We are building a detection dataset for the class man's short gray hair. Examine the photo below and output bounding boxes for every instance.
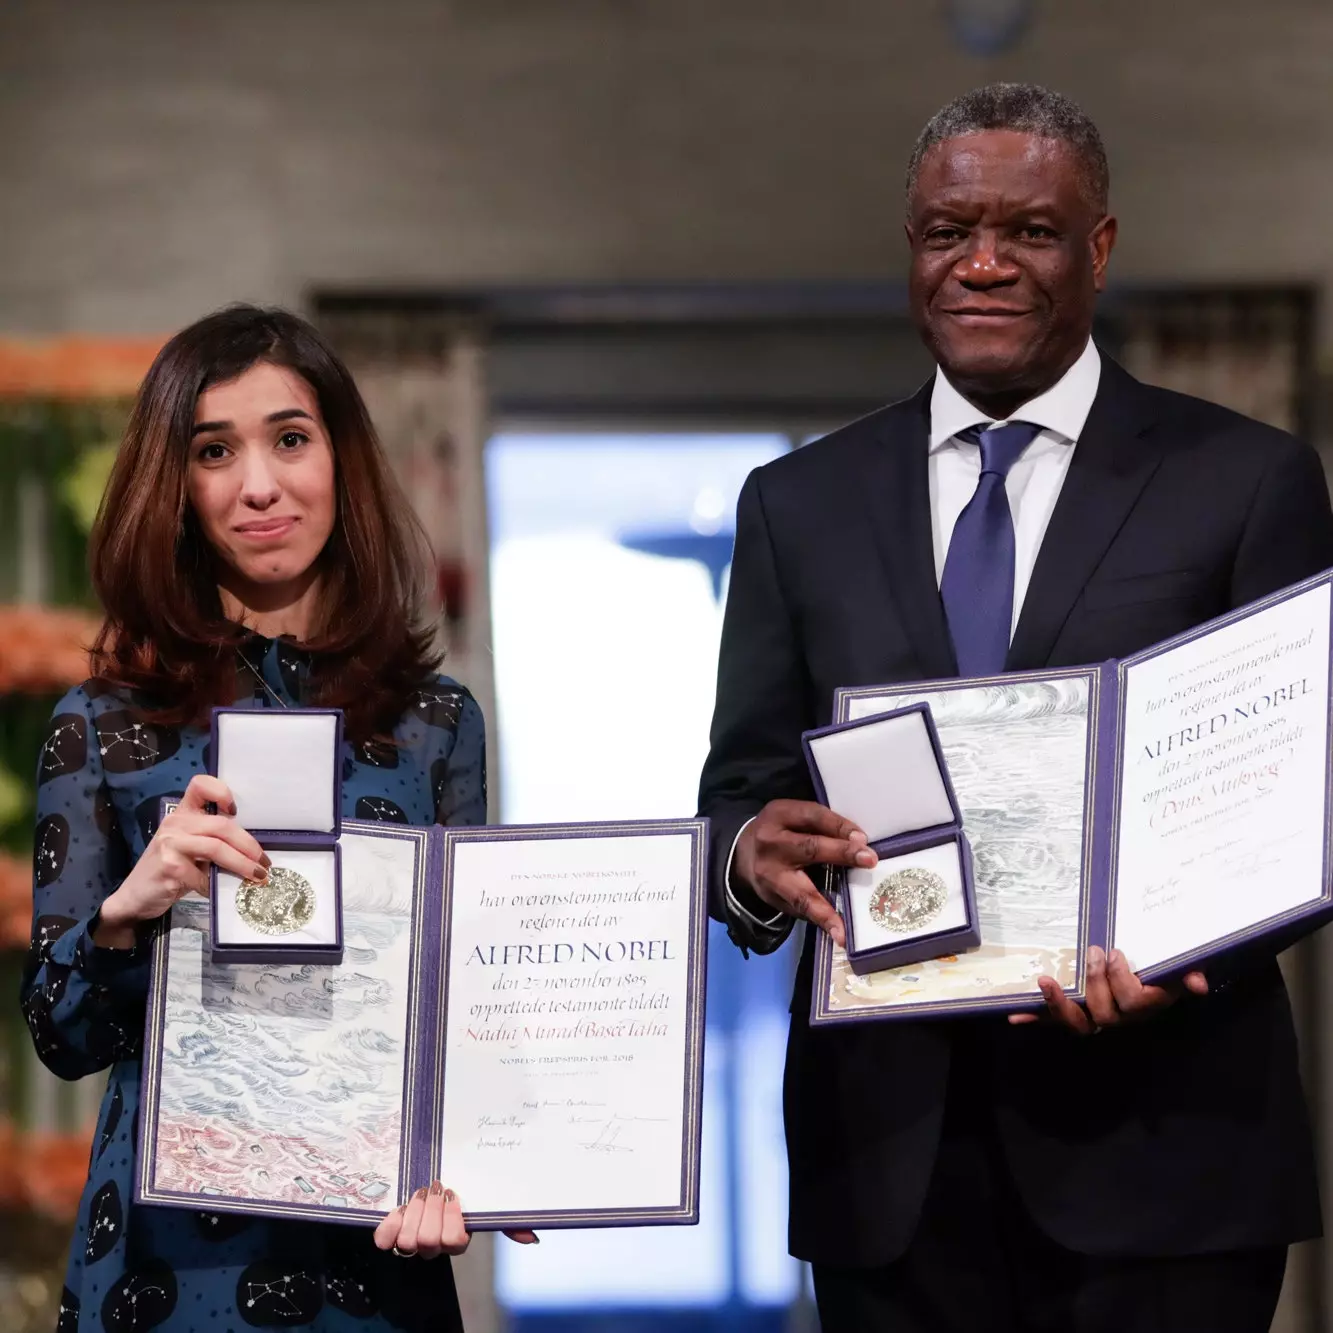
[906,82,1109,216]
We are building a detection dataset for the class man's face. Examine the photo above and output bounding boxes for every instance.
[907,130,1116,408]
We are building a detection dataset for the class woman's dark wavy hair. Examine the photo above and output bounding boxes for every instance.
[88,303,441,742]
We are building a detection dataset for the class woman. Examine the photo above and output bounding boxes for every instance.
[21,304,530,1332]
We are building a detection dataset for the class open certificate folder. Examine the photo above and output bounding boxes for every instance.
[137,817,708,1230]
[812,568,1333,1025]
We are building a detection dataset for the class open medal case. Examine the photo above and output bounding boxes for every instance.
[208,706,345,965]
[802,701,979,974]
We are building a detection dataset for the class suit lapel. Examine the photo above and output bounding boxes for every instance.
[1007,359,1163,670]
[858,382,959,680]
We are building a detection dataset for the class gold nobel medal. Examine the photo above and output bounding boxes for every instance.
[868,867,947,934]
[235,865,316,936]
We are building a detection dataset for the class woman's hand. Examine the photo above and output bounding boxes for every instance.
[94,774,270,948]
[374,1183,539,1259]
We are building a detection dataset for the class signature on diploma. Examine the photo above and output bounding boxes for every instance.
[1140,873,1182,913]
[476,1114,527,1130]
[524,1098,608,1115]
[577,1112,669,1155]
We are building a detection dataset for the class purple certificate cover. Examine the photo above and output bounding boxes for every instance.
[427,822,709,1231]
[137,815,709,1231]
[811,567,1333,1027]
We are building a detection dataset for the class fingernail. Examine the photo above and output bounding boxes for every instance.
[260,853,272,869]
[1088,946,1105,972]
[442,1189,456,1204]
[430,1180,444,1196]
[1108,949,1124,968]
[855,850,877,867]
[532,1235,541,1244]
[414,1186,428,1201]
[848,830,867,846]
[251,865,268,883]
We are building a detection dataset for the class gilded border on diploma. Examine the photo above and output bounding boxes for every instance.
[430,818,710,1230]
[811,664,1103,1024]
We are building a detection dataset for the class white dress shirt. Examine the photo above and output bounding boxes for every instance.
[724,340,1103,935]
[929,337,1101,632]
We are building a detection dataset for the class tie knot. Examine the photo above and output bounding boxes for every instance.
[963,421,1042,479]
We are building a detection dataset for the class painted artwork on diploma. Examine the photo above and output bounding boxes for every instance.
[818,671,1096,1019]
[140,825,430,1224]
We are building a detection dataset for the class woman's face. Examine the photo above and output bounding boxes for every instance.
[187,361,337,604]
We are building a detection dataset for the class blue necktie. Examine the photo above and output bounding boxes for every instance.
[940,421,1043,677]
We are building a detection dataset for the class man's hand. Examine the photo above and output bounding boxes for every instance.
[733,799,878,947]
[1008,946,1209,1034]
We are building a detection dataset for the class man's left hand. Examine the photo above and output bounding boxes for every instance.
[1008,946,1208,1035]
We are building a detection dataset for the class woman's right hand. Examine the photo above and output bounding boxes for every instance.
[94,774,270,948]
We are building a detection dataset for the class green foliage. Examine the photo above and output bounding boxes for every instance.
[0,400,128,609]
[59,442,120,536]
[0,697,61,857]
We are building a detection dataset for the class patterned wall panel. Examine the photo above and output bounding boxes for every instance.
[319,309,498,823]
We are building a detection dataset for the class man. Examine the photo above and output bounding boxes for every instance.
[698,83,1333,1332]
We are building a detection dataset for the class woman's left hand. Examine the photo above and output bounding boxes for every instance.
[374,1182,539,1259]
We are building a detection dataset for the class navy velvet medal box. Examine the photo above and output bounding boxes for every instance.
[207,706,345,966]
[803,702,980,974]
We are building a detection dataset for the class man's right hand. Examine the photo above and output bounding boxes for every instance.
[732,800,877,947]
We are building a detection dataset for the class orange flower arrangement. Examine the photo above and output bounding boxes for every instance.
[0,605,98,695]
[0,1124,95,1220]
[0,1117,21,1208]
[0,336,160,399]
[0,850,31,949]
[0,1115,95,1220]
[0,339,152,1251]
[18,1128,95,1221]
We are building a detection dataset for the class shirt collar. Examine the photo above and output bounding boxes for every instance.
[928,338,1102,452]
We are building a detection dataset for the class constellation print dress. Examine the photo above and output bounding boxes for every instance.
[21,636,484,1333]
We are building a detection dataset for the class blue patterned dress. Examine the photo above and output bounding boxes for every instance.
[21,635,484,1332]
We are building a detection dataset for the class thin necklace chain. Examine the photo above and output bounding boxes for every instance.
[237,648,290,711]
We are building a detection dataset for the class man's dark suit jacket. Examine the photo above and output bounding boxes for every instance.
[697,355,1333,1268]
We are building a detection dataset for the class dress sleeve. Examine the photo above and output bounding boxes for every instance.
[431,686,488,828]
[19,686,148,1081]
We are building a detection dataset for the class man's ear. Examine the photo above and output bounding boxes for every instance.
[1091,215,1118,292]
